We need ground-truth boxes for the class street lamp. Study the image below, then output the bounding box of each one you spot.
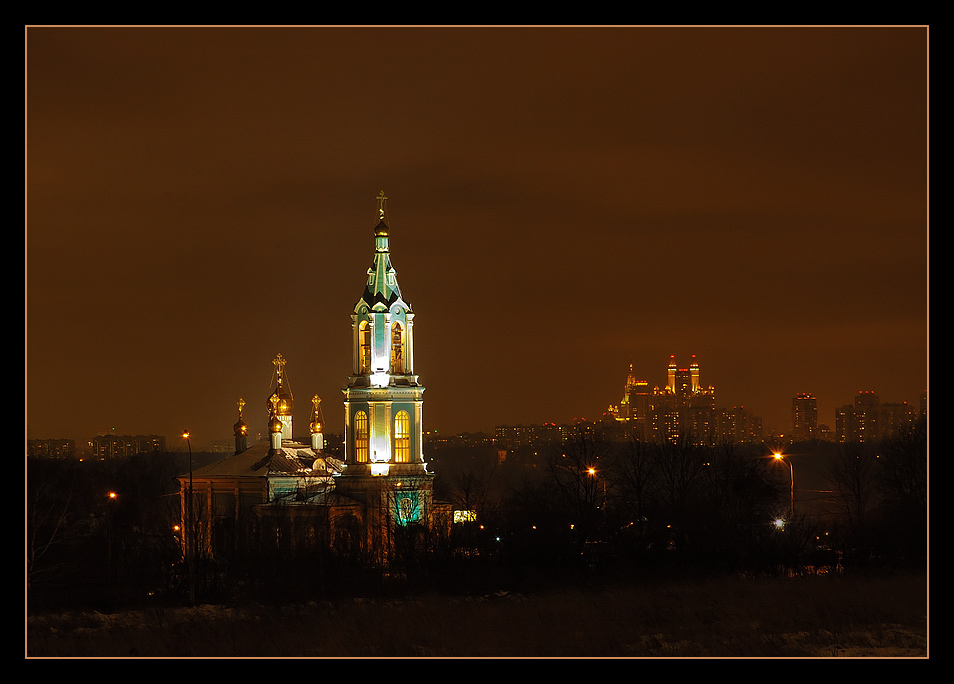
[182,430,195,604]
[106,490,117,575]
[773,452,795,519]
[182,430,193,495]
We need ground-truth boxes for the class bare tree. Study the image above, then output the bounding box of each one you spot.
[652,435,708,547]
[613,434,658,538]
[26,476,73,589]
[825,441,880,544]
[879,417,927,510]
[547,426,610,551]
[449,459,501,523]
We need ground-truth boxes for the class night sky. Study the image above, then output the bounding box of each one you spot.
[26,26,928,449]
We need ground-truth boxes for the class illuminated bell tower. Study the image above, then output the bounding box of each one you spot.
[342,192,426,478]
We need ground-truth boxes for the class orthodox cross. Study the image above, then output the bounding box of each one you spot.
[311,395,322,428]
[376,190,388,221]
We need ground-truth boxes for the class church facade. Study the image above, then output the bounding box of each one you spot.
[178,195,450,565]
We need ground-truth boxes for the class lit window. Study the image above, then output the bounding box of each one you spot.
[390,322,404,374]
[394,410,410,463]
[354,411,369,463]
[359,321,371,374]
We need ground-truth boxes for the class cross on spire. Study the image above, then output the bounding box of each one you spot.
[376,190,388,221]
[273,353,287,386]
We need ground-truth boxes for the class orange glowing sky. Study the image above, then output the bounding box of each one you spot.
[26,26,928,448]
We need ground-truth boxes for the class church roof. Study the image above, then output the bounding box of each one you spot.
[184,440,339,480]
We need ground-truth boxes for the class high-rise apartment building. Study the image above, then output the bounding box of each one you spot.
[27,438,76,459]
[88,434,166,459]
[791,393,818,442]
[834,390,921,442]
[609,355,755,444]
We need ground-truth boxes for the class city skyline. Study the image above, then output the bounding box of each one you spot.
[26,26,928,447]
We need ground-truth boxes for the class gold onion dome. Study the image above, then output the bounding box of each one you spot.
[233,397,248,436]
[268,413,283,434]
[267,387,293,415]
[374,190,389,237]
[266,353,294,414]
[310,395,323,434]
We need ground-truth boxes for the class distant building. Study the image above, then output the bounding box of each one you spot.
[27,438,76,459]
[714,406,763,444]
[834,390,922,443]
[493,423,571,448]
[425,431,493,449]
[791,393,818,442]
[608,355,760,445]
[88,434,166,459]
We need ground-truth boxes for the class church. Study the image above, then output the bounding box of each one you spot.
[178,194,451,564]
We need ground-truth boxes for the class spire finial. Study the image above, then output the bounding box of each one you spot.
[234,398,248,437]
[273,353,286,383]
[310,394,323,435]
[376,190,388,221]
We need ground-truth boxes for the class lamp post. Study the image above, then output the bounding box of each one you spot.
[106,491,117,577]
[773,452,795,519]
[182,430,195,604]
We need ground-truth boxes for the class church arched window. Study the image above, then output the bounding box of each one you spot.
[354,410,369,462]
[359,321,371,374]
[390,322,404,374]
[393,410,410,463]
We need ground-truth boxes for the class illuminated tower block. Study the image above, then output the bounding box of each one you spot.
[667,355,677,392]
[690,355,700,393]
[791,393,818,441]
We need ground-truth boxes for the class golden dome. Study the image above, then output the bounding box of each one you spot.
[267,386,293,415]
[266,354,294,414]
[310,394,322,434]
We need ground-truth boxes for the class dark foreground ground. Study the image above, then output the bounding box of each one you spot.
[26,570,927,658]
